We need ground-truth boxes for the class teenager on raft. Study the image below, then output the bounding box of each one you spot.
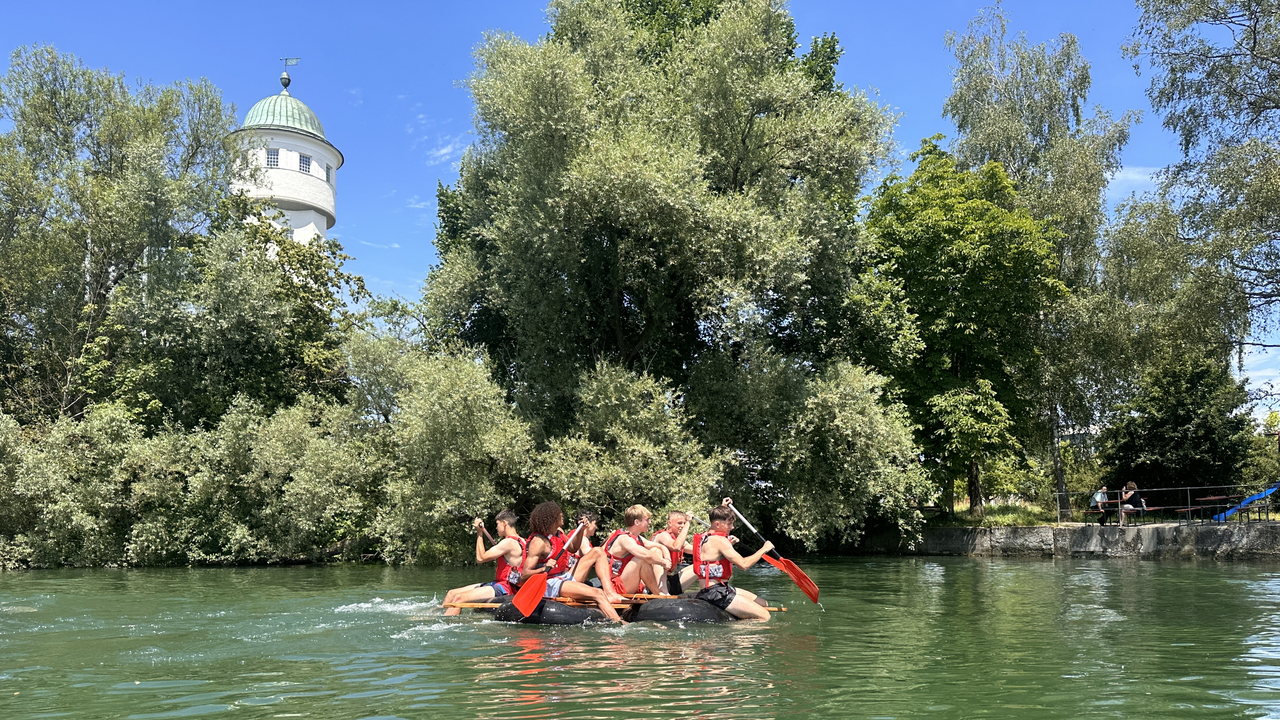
[520,501,625,622]
[449,499,776,621]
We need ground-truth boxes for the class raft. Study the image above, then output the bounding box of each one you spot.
[486,596,738,624]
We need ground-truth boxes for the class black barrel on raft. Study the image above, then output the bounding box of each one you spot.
[492,598,608,625]
[629,598,735,623]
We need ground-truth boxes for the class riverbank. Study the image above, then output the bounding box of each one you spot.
[861,521,1280,560]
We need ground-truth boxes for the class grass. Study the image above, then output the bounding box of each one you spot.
[926,499,1058,528]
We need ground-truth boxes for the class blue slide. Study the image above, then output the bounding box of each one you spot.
[1213,482,1280,522]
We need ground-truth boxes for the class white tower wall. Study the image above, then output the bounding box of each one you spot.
[233,73,343,244]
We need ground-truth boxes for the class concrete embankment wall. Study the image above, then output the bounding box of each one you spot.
[860,523,1280,560]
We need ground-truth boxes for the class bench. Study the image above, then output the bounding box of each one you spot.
[1172,507,1202,524]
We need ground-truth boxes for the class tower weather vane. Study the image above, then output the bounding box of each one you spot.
[278,58,299,94]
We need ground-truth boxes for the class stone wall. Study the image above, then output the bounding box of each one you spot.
[860,523,1280,560]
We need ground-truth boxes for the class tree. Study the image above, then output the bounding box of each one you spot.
[0,46,243,422]
[533,362,725,523]
[1099,354,1253,499]
[870,139,1065,514]
[83,196,365,429]
[772,363,927,549]
[429,0,906,438]
[943,5,1135,514]
[1126,0,1280,342]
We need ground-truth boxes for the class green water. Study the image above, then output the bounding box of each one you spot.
[1,558,1279,719]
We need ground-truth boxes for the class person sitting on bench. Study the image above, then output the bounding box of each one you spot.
[1121,482,1145,520]
[1090,486,1110,526]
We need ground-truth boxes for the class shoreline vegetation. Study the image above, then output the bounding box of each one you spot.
[5,1,1280,569]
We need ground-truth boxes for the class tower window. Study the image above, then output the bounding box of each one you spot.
[299,154,311,173]
[325,164,332,183]
[266,148,279,168]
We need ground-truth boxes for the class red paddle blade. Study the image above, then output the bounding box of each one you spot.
[779,557,820,604]
[511,573,547,617]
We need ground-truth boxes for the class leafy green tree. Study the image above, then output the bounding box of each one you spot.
[374,353,533,564]
[430,0,907,439]
[870,139,1064,514]
[943,6,1135,513]
[0,46,243,422]
[1126,0,1280,340]
[533,362,725,524]
[772,363,927,549]
[82,195,365,429]
[1099,354,1253,497]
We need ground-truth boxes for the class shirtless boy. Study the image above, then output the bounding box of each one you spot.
[443,510,524,616]
[691,504,774,621]
[650,510,696,593]
[604,505,673,595]
[520,501,624,622]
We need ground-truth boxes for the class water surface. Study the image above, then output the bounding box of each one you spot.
[2,557,1279,718]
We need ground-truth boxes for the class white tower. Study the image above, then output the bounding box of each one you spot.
[233,71,343,242]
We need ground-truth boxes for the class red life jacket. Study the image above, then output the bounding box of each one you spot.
[692,532,733,587]
[604,528,639,579]
[523,532,569,577]
[494,536,527,589]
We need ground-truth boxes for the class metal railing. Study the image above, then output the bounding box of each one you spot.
[1054,481,1280,526]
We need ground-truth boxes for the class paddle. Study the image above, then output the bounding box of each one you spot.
[722,502,820,604]
[510,522,585,618]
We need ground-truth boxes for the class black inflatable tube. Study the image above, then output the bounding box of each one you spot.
[492,598,608,625]
[630,598,736,623]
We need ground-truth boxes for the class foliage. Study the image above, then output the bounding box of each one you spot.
[1243,412,1280,491]
[771,363,929,549]
[431,0,906,438]
[1099,354,1253,495]
[1126,0,1280,339]
[870,139,1064,512]
[0,46,243,423]
[374,353,533,564]
[533,362,725,525]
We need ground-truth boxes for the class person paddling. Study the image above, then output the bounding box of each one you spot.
[443,510,525,616]
[519,501,625,622]
[691,503,774,621]
[604,505,673,595]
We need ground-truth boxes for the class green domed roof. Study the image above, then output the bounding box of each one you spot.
[243,91,325,139]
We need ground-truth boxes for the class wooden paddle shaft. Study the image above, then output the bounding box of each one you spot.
[725,502,782,561]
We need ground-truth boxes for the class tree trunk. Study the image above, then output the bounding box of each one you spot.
[1051,405,1068,521]
[967,458,984,518]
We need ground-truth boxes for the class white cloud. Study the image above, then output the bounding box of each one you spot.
[358,240,401,250]
[1106,166,1160,204]
[426,137,465,166]
[406,195,431,209]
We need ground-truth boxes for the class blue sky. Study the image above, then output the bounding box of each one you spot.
[7,1,1272,399]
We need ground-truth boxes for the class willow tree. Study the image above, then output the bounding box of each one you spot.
[427,0,922,544]
[1127,0,1280,345]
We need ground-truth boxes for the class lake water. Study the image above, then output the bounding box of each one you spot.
[2,557,1280,718]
